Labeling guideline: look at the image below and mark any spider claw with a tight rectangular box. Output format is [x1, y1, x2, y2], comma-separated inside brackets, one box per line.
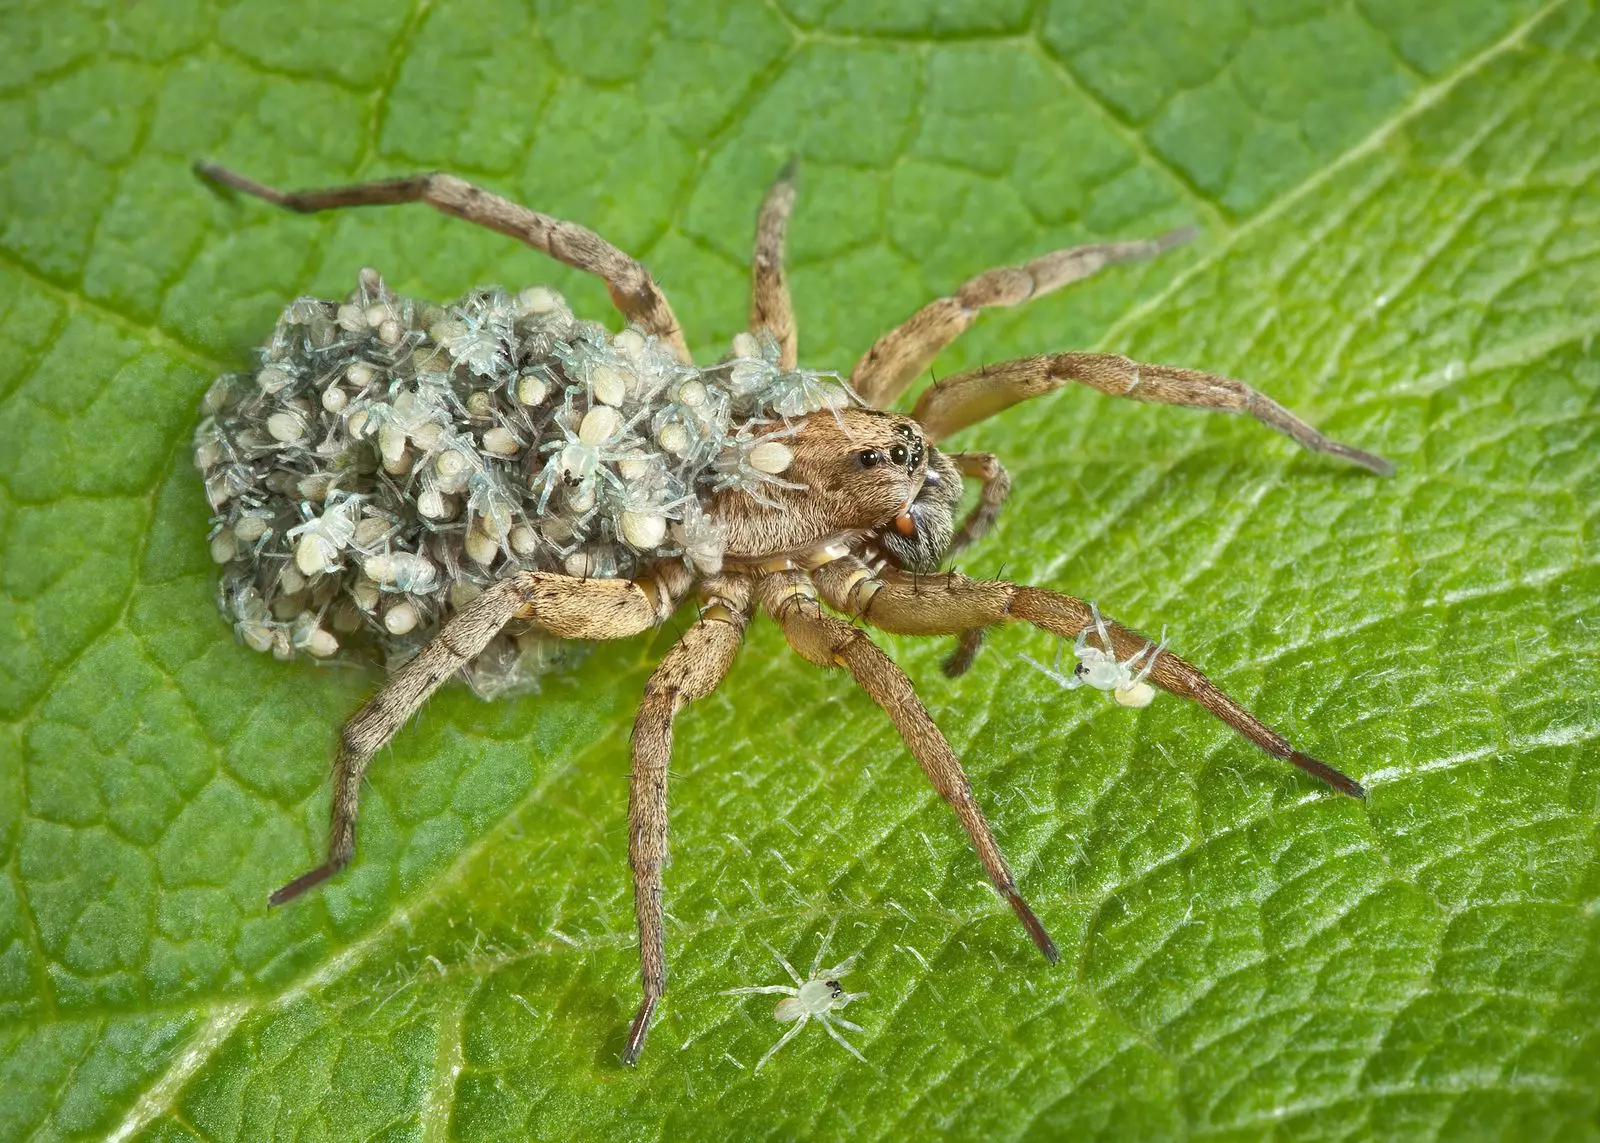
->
[1289, 751, 1367, 799]
[622, 996, 657, 1066]
[268, 860, 344, 906]
[1004, 889, 1059, 964]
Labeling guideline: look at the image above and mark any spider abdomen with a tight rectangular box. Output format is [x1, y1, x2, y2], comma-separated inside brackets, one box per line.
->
[194, 269, 846, 696]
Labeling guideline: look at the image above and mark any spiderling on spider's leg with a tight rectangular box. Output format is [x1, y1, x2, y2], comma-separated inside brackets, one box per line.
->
[1022, 601, 1170, 709]
[191, 154, 1387, 1066]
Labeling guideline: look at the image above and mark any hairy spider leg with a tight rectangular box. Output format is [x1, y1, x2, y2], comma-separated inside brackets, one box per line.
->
[851, 228, 1197, 409]
[946, 451, 1011, 555]
[756, 570, 1061, 964]
[913, 351, 1394, 475]
[194, 163, 691, 361]
[269, 567, 691, 906]
[811, 557, 1367, 799]
[623, 577, 753, 1066]
[750, 158, 799, 369]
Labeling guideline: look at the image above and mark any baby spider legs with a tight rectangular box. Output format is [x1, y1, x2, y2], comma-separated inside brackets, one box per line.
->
[723, 922, 870, 1071]
[1021, 602, 1170, 708]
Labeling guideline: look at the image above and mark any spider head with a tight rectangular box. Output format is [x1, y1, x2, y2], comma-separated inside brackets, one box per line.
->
[720, 407, 938, 560]
[871, 442, 961, 573]
[815, 411, 964, 574]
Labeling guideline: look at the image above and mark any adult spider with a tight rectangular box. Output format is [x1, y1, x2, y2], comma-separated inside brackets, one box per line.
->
[193, 159, 1389, 1067]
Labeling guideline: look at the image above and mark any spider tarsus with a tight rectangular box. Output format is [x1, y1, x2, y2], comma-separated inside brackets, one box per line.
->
[1288, 751, 1367, 799]
[1330, 442, 1395, 477]
[268, 860, 343, 906]
[942, 627, 986, 677]
[622, 996, 657, 1066]
[194, 161, 285, 206]
[1005, 890, 1060, 964]
[1153, 224, 1201, 251]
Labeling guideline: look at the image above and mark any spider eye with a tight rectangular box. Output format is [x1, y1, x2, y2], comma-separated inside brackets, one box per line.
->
[889, 444, 909, 466]
[826, 980, 843, 996]
[857, 449, 884, 468]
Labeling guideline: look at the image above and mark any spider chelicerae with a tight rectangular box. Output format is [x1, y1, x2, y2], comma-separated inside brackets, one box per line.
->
[193, 158, 1389, 1067]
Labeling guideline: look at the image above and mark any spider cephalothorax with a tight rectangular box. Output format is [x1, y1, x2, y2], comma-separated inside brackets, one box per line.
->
[717, 408, 949, 566]
[194, 159, 1391, 1066]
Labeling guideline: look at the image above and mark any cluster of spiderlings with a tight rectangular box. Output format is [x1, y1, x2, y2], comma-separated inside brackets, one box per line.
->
[194, 269, 849, 697]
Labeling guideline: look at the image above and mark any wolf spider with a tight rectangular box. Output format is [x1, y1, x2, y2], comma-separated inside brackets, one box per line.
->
[196, 158, 1389, 1066]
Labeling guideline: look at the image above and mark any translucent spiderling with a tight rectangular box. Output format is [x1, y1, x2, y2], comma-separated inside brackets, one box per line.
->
[287, 493, 366, 577]
[1021, 601, 1170, 708]
[723, 923, 869, 1073]
[433, 288, 518, 377]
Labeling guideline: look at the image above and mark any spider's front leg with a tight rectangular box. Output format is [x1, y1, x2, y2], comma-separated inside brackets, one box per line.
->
[623, 577, 753, 1066]
[915, 352, 1393, 475]
[851, 229, 1196, 408]
[271, 566, 691, 906]
[811, 557, 1366, 798]
[756, 570, 1060, 963]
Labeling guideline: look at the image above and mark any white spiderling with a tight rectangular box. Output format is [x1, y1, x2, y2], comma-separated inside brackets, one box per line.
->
[723, 921, 869, 1073]
[196, 273, 846, 696]
[1022, 601, 1169, 709]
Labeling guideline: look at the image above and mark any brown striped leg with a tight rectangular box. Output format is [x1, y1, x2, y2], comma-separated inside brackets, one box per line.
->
[913, 352, 1393, 475]
[750, 158, 799, 369]
[271, 567, 691, 906]
[810, 557, 1366, 798]
[756, 570, 1059, 963]
[851, 229, 1194, 408]
[623, 577, 752, 1065]
[195, 162, 691, 361]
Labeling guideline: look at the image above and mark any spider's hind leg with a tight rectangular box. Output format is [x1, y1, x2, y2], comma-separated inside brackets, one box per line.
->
[750, 158, 799, 368]
[270, 569, 690, 908]
[194, 162, 691, 360]
[623, 578, 752, 1066]
[269, 577, 535, 905]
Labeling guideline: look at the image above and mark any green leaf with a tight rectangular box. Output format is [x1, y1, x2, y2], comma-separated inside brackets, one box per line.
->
[2, 0, 1597, 1139]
